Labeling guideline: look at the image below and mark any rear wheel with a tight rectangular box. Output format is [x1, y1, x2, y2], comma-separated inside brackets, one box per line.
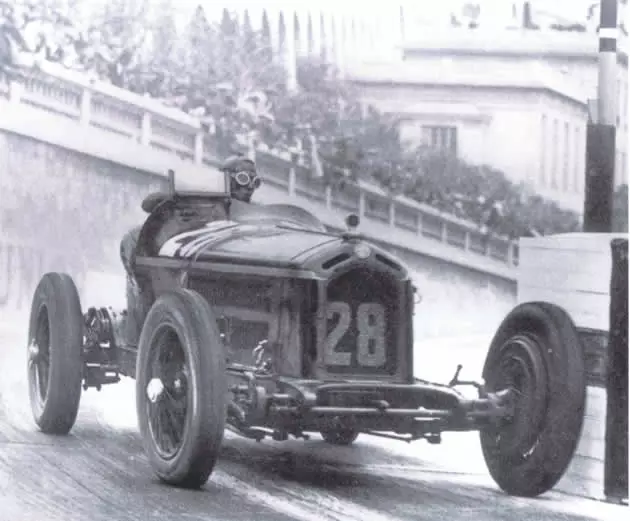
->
[136, 289, 227, 489]
[27, 273, 84, 435]
[479, 302, 586, 497]
[321, 428, 360, 446]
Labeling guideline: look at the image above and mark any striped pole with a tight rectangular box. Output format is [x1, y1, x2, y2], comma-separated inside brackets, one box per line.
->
[597, 0, 619, 127]
[583, 0, 618, 232]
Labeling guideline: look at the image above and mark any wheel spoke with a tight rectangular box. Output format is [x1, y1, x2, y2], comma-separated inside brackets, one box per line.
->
[33, 363, 41, 400]
[156, 407, 169, 452]
[164, 387, 186, 409]
[162, 402, 183, 447]
[40, 365, 49, 400]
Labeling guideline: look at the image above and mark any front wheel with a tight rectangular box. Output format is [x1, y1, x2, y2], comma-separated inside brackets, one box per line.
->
[479, 302, 586, 497]
[136, 289, 227, 489]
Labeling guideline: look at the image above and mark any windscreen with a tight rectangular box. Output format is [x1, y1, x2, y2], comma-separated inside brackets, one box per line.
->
[172, 164, 229, 195]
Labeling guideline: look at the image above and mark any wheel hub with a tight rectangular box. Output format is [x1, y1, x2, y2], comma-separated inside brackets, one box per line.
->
[483, 334, 548, 460]
[147, 378, 165, 403]
[172, 369, 188, 395]
[28, 342, 40, 362]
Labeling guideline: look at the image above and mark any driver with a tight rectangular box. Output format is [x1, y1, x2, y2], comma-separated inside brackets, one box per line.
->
[118, 156, 262, 344]
[221, 155, 262, 203]
[120, 155, 261, 276]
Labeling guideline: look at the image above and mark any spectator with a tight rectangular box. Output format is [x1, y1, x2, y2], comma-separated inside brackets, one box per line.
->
[1, 2, 583, 240]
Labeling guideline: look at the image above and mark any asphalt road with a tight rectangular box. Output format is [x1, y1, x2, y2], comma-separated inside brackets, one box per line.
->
[0, 320, 626, 521]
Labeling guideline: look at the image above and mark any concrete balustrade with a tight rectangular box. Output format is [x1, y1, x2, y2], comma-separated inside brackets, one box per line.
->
[0, 61, 518, 282]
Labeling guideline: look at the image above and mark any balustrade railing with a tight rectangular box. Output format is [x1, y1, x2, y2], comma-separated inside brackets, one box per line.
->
[0, 62, 519, 273]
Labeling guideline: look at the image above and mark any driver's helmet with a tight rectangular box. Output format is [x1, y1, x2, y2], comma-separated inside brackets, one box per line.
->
[220, 155, 262, 203]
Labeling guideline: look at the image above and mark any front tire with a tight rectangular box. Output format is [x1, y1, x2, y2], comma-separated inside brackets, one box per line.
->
[136, 289, 227, 489]
[27, 273, 84, 435]
[479, 302, 586, 497]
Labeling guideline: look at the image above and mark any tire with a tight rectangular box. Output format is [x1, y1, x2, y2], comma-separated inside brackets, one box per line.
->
[27, 273, 84, 435]
[479, 302, 586, 497]
[321, 428, 360, 446]
[136, 289, 227, 489]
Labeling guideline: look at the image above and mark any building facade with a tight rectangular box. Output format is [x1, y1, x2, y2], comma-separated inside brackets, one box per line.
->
[347, 29, 628, 214]
[171, 1, 629, 214]
[347, 58, 591, 213]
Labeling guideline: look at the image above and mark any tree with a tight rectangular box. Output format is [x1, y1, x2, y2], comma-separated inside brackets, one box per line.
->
[3, 1, 587, 240]
[260, 10, 271, 59]
[306, 14, 314, 55]
[178, 5, 214, 109]
[0, 3, 20, 75]
[0, 0, 152, 84]
[84, 0, 151, 85]
[149, 0, 178, 60]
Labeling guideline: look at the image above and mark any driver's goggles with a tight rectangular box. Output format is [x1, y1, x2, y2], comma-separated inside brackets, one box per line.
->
[232, 170, 262, 189]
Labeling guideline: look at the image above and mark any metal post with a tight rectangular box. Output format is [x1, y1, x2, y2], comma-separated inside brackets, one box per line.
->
[583, 0, 618, 232]
[604, 238, 628, 503]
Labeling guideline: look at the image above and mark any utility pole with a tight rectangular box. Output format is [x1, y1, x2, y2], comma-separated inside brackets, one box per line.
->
[583, 0, 618, 232]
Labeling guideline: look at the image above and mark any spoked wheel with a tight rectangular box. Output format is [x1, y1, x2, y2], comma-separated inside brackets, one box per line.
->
[320, 427, 360, 446]
[136, 289, 227, 489]
[27, 273, 84, 434]
[479, 302, 586, 497]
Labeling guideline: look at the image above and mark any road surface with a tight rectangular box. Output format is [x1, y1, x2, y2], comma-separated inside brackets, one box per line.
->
[0, 315, 626, 521]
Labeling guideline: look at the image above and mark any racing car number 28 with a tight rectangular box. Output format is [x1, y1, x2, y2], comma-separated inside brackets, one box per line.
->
[324, 301, 387, 368]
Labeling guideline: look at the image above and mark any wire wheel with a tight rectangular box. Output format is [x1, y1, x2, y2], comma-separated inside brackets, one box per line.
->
[479, 302, 586, 497]
[481, 334, 548, 465]
[136, 289, 227, 489]
[26, 273, 83, 435]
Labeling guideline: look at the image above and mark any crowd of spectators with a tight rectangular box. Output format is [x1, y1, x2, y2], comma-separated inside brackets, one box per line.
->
[1, 1, 599, 239]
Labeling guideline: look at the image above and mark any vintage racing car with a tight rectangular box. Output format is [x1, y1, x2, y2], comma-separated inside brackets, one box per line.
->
[26, 169, 586, 497]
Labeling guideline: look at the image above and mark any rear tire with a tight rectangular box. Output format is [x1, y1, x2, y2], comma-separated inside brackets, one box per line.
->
[321, 428, 360, 446]
[136, 289, 227, 489]
[27, 273, 84, 435]
[479, 302, 586, 497]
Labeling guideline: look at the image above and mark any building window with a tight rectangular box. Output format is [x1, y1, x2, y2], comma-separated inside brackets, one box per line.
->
[552, 119, 559, 189]
[617, 151, 624, 186]
[621, 83, 628, 132]
[624, 82, 628, 132]
[563, 122, 570, 191]
[573, 126, 581, 193]
[617, 79, 622, 127]
[421, 126, 458, 155]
